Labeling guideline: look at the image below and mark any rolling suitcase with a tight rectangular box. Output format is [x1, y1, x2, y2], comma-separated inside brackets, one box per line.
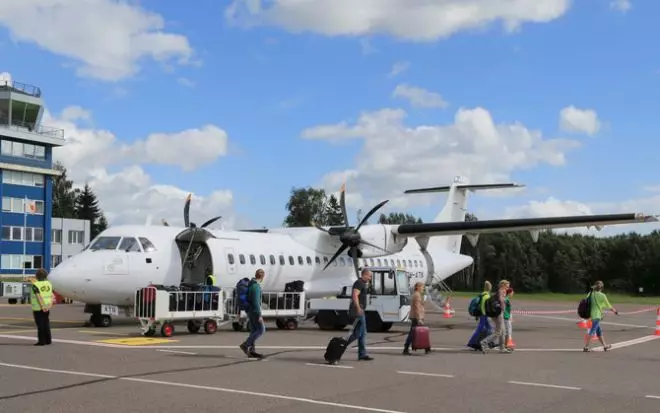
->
[411, 325, 431, 352]
[324, 318, 359, 364]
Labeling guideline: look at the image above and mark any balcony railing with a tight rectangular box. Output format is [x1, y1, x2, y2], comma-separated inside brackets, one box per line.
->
[0, 80, 42, 98]
[0, 116, 64, 140]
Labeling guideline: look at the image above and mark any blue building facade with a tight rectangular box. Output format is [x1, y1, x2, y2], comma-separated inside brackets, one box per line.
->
[0, 80, 64, 276]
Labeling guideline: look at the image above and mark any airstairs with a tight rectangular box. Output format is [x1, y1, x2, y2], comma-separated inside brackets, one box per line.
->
[425, 277, 454, 311]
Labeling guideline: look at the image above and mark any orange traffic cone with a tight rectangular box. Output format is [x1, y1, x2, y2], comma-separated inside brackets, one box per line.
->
[443, 300, 454, 318]
[655, 306, 660, 336]
[577, 319, 588, 329]
[506, 336, 516, 348]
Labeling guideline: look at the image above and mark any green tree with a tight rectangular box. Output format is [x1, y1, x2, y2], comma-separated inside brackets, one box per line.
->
[51, 161, 79, 218]
[378, 212, 423, 224]
[284, 187, 329, 227]
[325, 194, 344, 225]
[74, 183, 108, 239]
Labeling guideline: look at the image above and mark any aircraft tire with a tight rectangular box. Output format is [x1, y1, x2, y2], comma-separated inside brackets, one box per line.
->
[92, 314, 112, 328]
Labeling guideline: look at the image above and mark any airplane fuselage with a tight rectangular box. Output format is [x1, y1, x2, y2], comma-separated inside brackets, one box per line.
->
[48, 224, 474, 307]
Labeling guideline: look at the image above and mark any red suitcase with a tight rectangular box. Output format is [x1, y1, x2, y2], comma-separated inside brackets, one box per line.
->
[412, 325, 431, 352]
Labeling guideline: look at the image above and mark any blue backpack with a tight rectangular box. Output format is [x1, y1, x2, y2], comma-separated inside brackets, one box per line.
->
[235, 278, 252, 311]
[468, 295, 483, 317]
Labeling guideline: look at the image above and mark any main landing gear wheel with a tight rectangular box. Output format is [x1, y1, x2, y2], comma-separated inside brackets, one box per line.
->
[161, 323, 174, 337]
[91, 314, 112, 328]
[204, 319, 218, 334]
[187, 320, 201, 334]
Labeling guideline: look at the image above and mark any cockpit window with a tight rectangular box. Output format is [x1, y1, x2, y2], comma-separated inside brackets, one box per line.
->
[139, 237, 156, 252]
[89, 236, 121, 251]
[119, 237, 142, 252]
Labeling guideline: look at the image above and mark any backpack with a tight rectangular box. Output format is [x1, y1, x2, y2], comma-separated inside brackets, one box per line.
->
[577, 292, 592, 319]
[468, 295, 483, 317]
[484, 293, 502, 317]
[235, 278, 252, 311]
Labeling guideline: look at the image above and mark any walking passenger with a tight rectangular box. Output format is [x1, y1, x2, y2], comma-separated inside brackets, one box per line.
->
[403, 282, 425, 355]
[345, 268, 374, 361]
[480, 279, 511, 354]
[239, 269, 266, 359]
[584, 280, 618, 352]
[467, 281, 492, 351]
[30, 268, 53, 346]
[504, 287, 514, 349]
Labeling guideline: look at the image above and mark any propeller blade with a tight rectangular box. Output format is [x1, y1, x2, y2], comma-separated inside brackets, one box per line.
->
[356, 199, 389, 231]
[184, 193, 192, 227]
[323, 243, 349, 271]
[201, 216, 222, 228]
[350, 246, 360, 279]
[339, 182, 349, 227]
[359, 239, 390, 253]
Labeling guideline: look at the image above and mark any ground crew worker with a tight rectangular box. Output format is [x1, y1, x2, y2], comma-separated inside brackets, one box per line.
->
[205, 267, 217, 286]
[30, 268, 53, 346]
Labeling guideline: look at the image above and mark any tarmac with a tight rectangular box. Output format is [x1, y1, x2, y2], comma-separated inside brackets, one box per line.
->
[0, 297, 659, 413]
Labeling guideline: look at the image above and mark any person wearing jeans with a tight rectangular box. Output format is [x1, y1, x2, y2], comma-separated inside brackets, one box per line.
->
[240, 269, 266, 359]
[345, 268, 374, 361]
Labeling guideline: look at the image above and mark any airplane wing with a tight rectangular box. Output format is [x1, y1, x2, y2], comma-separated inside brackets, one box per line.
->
[391, 213, 658, 238]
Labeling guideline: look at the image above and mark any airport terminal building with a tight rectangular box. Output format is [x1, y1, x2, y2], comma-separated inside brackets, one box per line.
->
[0, 78, 90, 275]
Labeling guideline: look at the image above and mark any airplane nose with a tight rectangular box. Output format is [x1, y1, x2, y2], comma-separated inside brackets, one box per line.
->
[48, 261, 76, 298]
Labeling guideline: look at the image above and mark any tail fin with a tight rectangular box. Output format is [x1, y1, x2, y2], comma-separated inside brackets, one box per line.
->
[404, 176, 524, 253]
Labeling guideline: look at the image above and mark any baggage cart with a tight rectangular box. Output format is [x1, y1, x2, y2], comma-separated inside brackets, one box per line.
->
[133, 286, 225, 337]
[0, 281, 29, 304]
[224, 289, 307, 332]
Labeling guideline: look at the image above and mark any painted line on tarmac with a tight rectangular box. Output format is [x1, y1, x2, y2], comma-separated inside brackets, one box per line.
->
[397, 371, 453, 378]
[507, 380, 581, 391]
[608, 335, 660, 350]
[645, 395, 660, 400]
[158, 349, 197, 355]
[519, 314, 653, 329]
[0, 362, 405, 413]
[77, 330, 132, 336]
[306, 363, 353, 369]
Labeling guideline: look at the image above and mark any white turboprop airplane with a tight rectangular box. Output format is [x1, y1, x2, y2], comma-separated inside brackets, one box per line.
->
[47, 176, 657, 327]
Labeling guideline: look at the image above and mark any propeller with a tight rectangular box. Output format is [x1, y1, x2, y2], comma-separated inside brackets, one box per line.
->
[183, 193, 222, 229]
[315, 183, 390, 278]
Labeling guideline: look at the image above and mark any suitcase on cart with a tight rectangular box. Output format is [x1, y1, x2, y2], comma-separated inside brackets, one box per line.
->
[412, 325, 431, 352]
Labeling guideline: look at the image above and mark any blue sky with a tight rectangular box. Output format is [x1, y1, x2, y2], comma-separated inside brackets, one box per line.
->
[1, 0, 659, 234]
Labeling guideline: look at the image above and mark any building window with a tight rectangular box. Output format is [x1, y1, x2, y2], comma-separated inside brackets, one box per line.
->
[0, 140, 46, 160]
[2, 170, 44, 187]
[2, 226, 44, 242]
[51, 255, 62, 268]
[0, 254, 43, 270]
[1, 197, 44, 214]
[52, 229, 62, 243]
[68, 230, 84, 244]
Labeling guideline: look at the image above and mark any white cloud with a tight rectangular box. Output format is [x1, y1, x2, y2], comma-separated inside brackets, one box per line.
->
[301, 106, 581, 211]
[393, 84, 448, 108]
[0, 0, 195, 81]
[0, 72, 11, 84]
[559, 105, 601, 136]
[225, 0, 571, 41]
[177, 77, 195, 87]
[610, 0, 632, 13]
[388, 61, 410, 77]
[42, 105, 237, 229]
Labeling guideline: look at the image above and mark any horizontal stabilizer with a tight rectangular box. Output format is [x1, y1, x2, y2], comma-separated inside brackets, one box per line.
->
[404, 183, 524, 194]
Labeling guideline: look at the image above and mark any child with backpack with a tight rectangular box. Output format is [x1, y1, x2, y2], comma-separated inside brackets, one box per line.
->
[480, 279, 511, 354]
[467, 281, 494, 351]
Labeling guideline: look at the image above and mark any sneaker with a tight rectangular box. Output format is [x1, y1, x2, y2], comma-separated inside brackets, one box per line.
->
[248, 350, 264, 359]
[499, 348, 512, 354]
[479, 340, 489, 354]
[239, 342, 249, 356]
[402, 349, 411, 355]
[358, 355, 374, 361]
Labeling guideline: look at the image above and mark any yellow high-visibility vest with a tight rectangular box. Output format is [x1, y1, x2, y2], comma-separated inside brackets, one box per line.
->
[206, 275, 217, 286]
[30, 280, 53, 311]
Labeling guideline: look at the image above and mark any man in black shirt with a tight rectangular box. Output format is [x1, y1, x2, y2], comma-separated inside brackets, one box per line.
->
[345, 268, 374, 361]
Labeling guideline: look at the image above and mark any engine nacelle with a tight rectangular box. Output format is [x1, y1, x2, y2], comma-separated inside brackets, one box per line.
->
[357, 224, 408, 257]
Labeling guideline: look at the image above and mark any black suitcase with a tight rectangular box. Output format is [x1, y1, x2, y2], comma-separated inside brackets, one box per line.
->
[324, 337, 349, 364]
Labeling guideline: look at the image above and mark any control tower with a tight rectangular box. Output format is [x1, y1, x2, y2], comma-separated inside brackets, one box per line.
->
[0, 79, 64, 276]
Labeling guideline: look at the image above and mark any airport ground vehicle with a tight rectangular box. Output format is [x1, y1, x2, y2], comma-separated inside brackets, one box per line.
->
[0, 281, 30, 304]
[132, 266, 411, 336]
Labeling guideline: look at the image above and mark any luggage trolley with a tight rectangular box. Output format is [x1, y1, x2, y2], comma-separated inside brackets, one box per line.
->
[133, 285, 225, 337]
[224, 288, 307, 332]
